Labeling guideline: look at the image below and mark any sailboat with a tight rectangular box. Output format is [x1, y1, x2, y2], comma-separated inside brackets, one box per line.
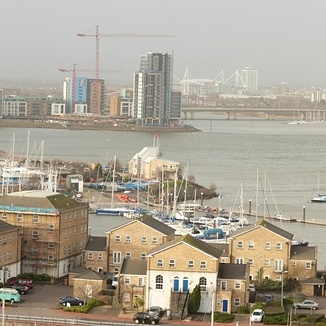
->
[311, 172, 326, 203]
[95, 155, 135, 216]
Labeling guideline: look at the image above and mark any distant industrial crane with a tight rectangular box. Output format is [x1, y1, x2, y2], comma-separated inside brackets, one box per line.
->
[77, 25, 175, 114]
[59, 63, 123, 113]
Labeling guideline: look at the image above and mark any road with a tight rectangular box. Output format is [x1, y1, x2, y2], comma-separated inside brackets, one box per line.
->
[3, 283, 326, 326]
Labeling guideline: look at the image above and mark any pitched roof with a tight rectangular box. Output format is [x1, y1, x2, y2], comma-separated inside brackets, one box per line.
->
[121, 259, 147, 275]
[73, 269, 107, 281]
[147, 234, 222, 259]
[301, 277, 325, 284]
[107, 215, 175, 236]
[0, 190, 86, 214]
[229, 219, 293, 241]
[84, 236, 107, 251]
[218, 263, 248, 279]
[290, 246, 316, 260]
[210, 243, 229, 257]
[0, 220, 20, 232]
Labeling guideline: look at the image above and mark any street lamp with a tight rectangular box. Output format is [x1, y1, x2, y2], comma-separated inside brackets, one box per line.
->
[281, 270, 288, 306]
[201, 192, 203, 208]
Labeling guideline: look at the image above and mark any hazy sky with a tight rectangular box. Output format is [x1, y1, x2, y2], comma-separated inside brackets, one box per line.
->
[1, 0, 325, 88]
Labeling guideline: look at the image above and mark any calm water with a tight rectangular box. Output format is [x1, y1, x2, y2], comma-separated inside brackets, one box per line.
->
[1, 115, 326, 267]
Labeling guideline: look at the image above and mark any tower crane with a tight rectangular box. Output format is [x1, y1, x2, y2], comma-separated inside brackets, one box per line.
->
[59, 63, 123, 113]
[77, 25, 175, 115]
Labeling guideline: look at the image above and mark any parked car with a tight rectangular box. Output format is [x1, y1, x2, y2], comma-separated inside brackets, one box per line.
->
[112, 275, 118, 289]
[9, 278, 34, 289]
[264, 294, 274, 302]
[293, 300, 319, 310]
[11, 284, 29, 295]
[148, 306, 164, 317]
[133, 312, 160, 324]
[59, 296, 85, 306]
[250, 309, 264, 322]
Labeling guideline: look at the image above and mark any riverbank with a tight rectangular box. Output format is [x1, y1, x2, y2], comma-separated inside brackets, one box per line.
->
[0, 118, 201, 132]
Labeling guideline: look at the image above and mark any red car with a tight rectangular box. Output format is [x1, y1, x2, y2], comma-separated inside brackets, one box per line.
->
[10, 279, 34, 289]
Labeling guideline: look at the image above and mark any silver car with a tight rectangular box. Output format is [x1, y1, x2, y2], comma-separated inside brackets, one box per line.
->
[293, 300, 319, 310]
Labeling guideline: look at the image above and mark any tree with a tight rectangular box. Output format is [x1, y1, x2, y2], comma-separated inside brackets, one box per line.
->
[133, 296, 145, 311]
[188, 284, 201, 314]
[256, 267, 264, 285]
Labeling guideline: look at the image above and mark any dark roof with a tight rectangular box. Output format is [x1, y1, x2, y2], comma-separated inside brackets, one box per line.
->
[301, 277, 325, 285]
[147, 234, 222, 259]
[0, 190, 86, 214]
[73, 269, 107, 281]
[108, 215, 175, 236]
[218, 263, 248, 279]
[121, 259, 147, 275]
[69, 266, 89, 274]
[0, 220, 20, 232]
[290, 246, 316, 260]
[84, 236, 107, 251]
[210, 243, 229, 257]
[229, 219, 293, 241]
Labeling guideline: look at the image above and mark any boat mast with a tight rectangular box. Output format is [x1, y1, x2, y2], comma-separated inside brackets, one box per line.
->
[255, 168, 259, 222]
[111, 155, 116, 209]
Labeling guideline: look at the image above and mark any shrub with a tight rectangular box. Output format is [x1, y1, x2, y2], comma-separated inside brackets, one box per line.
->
[236, 306, 247, 314]
[214, 312, 235, 323]
[62, 299, 103, 314]
[263, 313, 288, 325]
[188, 285, 201, 314]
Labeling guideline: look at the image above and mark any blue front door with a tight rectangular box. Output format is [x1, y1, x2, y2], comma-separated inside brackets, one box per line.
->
[222, 299, 228, 312]
[182, 277, 189, 292]
[173, 277, 179, 292]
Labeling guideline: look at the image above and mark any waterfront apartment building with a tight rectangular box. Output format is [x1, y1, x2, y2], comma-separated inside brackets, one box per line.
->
[0, 190, 89, 279]
[133, 52, 180, 124]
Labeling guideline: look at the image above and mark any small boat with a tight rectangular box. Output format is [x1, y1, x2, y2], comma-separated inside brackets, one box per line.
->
[96, 206, 135, 216]
[292, 240, 309, 246]
[311, 194, 326, 203]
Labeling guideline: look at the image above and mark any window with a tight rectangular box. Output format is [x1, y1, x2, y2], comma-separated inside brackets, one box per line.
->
[276, 242, 282, 250]
[125, 235, 131, 243]
[98, 253, 103, 260]
[306, 262, 312, 269]
[188, 260, 194, 268]
[169, 259, 175, 268]
[291, 261, 296, 268]
[32, 246, 38, 253]
[141, 236, 147, 244]
[2, 213, 7, 221]
[264, 259, 271, 267]
[17, 214, 23, 222]
[234, 282, 241, 289]
[48, 255, 54, 261]
[265, 242, 271, 250]
[48, 242, 54, 249]
[113, 252, 121, 264]
[140, 253, 146, 260]
[221, 281, 227, 290]
[123, 293, 130, 301]
[115, 235, 121, 242]
[124, 277, 130, 284]
[125, 252, 131, 259]
[274, 259, 283, 272]
[49, 224, 54, 231]
[200, 260, 207, 269]
[32, 230, 38, 239]
[33, 215, 39, 223]
[234, 298, 240, 306]
[237, 241, 243, 249]
[155, 275, 163, 289]
[87, 252, 93, 260]
[199, 277, 207, 291]
[248, 241, 254, 249]
[157, 259, 163, 267]
[152, 237, 158, 244]
[236, 258, 244, 264]
[138, 278, 144, 286]
[248, 259, 254, 266]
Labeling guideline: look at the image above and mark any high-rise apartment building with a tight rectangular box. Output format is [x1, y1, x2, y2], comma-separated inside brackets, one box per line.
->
[241, 65, 258, 93]
[63, 77, 106, 115]
[133, 52, 179, 124]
